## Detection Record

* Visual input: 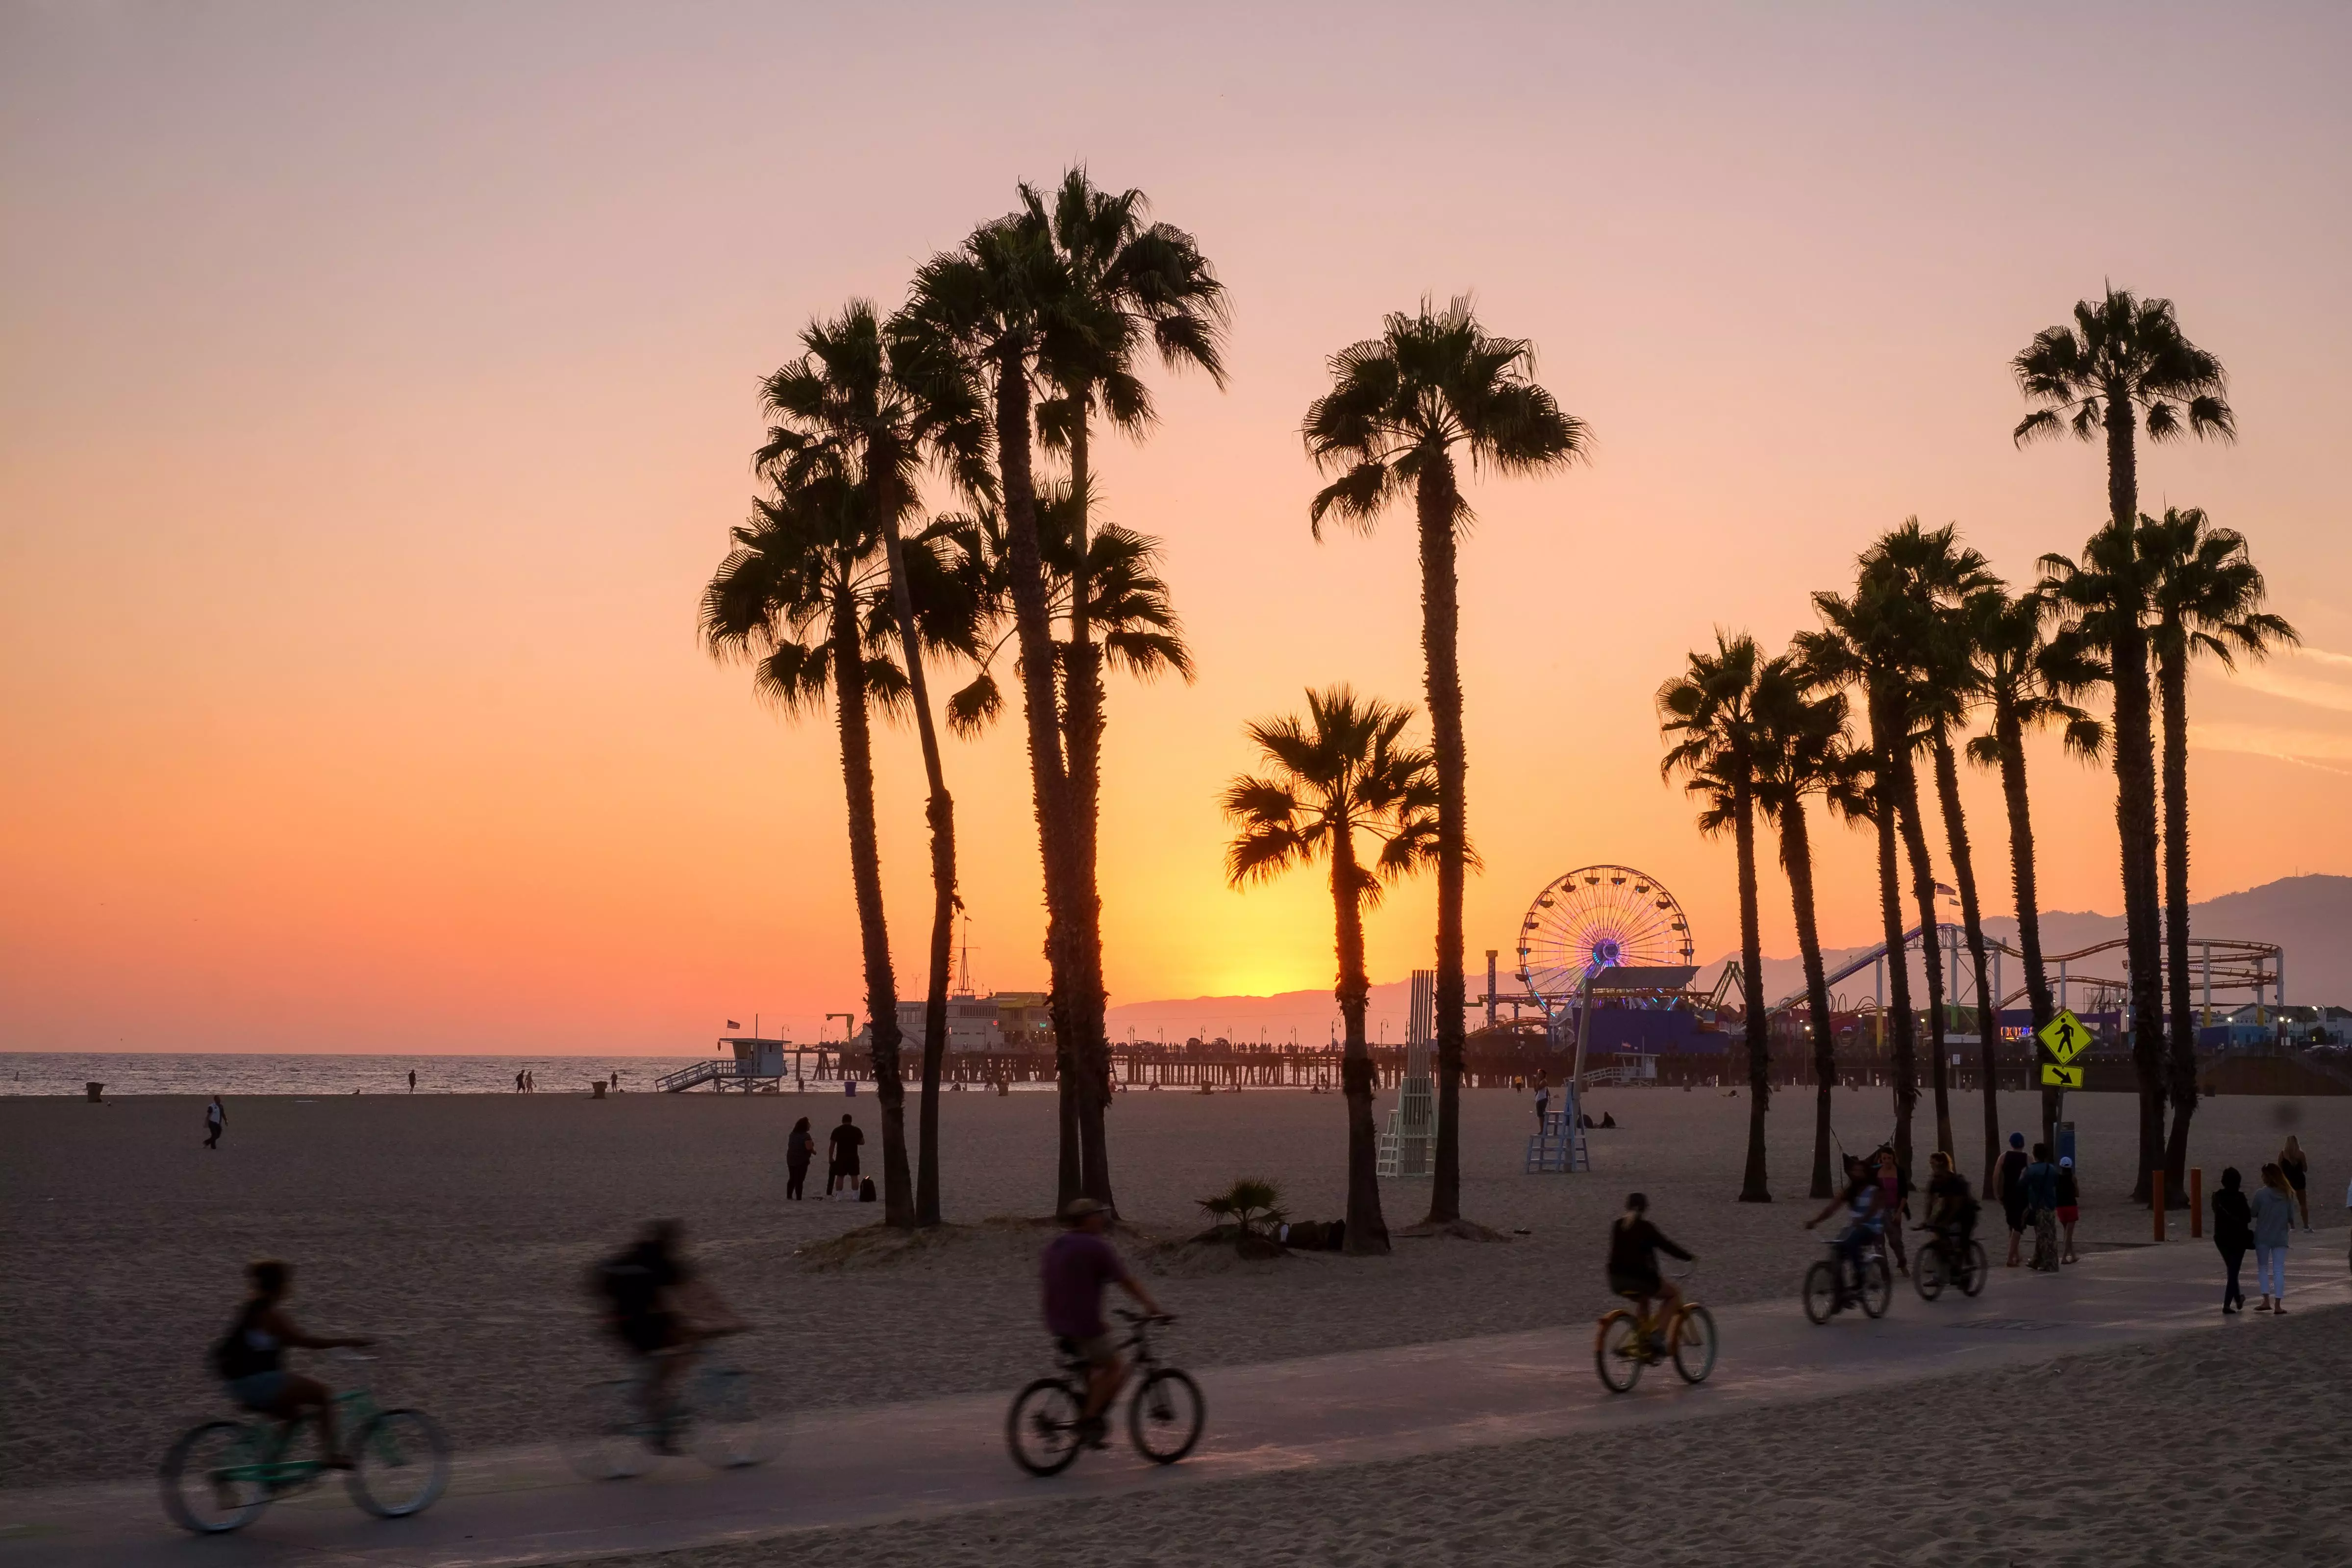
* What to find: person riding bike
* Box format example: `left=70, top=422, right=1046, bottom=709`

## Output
left=1605, top=1193, right=1695, bottom=1351
left=1805, top=1154, right=1886, bottom=1309
left=1921, top=1149, right=1978, bottom=1268
left=211, top=1260, right=373, bottom=1468
left=592, top=1220, right=746, bottom=1446
left=1041, top=1197, right=1165, bottom=1447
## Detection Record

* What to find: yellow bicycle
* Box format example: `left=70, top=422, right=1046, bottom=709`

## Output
left=1594, top=1266, right=1716, bottom=1393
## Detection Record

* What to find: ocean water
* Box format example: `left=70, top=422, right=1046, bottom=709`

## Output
left=0, top=1052, right=708, bottom=1097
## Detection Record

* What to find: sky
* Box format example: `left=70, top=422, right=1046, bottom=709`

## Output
left=4, top=2, right=2349, bottom=1054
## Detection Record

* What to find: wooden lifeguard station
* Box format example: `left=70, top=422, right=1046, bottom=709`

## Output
left=657, top=1037, right=794, bottom=1093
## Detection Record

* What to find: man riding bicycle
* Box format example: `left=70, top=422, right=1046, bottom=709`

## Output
left=1041, top=1197, right=1165, bottom=1446
left=1921, top=1150, right=1977, bottom=1259
left=593, top=1220, right=746, bottom=1445
left=1805, top=1154, right=1886, bottom=1308
left=1605, top=1193, right=1694, bottom=1349
left=212, top=1260, right=373, bottom=1468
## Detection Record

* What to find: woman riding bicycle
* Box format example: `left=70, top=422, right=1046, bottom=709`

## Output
left=1605, top=1193, right=1693, bottom=1348
left=211, top=1260, right=373, bottom=1468
left=1804, top=1154, right=1885, bottom=1303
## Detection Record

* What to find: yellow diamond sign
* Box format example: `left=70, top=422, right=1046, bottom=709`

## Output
left=2041, top=1063, right=2084, bottom=1089
left=2039, top=1008, right=2090, bottom=1064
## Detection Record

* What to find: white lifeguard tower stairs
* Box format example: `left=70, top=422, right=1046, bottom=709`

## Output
left=1524, top=964, right=1697, bottom=1173
left=656, top=1037, right=792, bottom=1093
left=1377, top=971, right=1437, bottom=1178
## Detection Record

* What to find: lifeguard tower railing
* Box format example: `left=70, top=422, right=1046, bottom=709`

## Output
left=1377, top=971, right=1438, bottom=1178
left=658, top=1038, right=793, bottom=1093
left=1526, top=964, right=1697, bottom=1173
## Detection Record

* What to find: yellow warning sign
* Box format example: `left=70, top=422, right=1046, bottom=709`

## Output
left=2041, top=1063, right=2084, bottom=1089
left=2039, top=1009, right=2090, bottom=1064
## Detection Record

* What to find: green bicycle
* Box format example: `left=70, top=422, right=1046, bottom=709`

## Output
left=159, top=1357, right=450, bottom=1534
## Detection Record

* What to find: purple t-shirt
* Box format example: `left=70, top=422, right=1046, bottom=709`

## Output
left=1041, top=1230, right=1125, bottom=1339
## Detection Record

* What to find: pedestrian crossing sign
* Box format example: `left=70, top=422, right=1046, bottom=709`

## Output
left=2040, top=1063, right=2084, bottom=1089
left=2039, top=1008, right=2090, bottom=1064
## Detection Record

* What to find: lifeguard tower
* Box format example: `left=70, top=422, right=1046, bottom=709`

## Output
left=656, top=1037, right=793, bottom=1093
left=1376, top=971, right=1437, bottom=1178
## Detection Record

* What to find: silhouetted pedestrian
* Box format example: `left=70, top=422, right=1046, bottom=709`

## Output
left=786, top=1117, right=814, bottom=1200
left=204, top=1095, right=225, bottom=1149
left=2212, top=1166, right=2252, bottom=1314
left=2252, top=1163, right=2294, bottom=1312
left=827, top=1114, right=864, bottom=1196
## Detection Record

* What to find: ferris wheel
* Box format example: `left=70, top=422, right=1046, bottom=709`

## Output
left=1517, top=864, right=1695, bottom=1013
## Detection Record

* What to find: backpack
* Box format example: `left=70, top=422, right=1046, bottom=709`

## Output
left=858, top=1176, right=876, bottom=1202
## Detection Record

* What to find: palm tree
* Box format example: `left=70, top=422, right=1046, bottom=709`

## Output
left=1797, top=579, right=1922, bottom=1176
left=1753, top=654, right=1855, bottom=1199
left=903, top=209, right=1119, bottom=1210
left=756, top=300, right=987, bottom=1227
left=2144, top=506, right=2297, bottom=1190
left=1963, top=586, right=2103, bottom=1186
left=702, top=470, right=961, bottom=1229
left=1303, top=299, right=1589, bottom=1229
left=1223, top=687, right=1442, bottom=1256
left=1660, top=632, right=1776, bottom=1203
left=2015, top=285, right=2234, bottom=1204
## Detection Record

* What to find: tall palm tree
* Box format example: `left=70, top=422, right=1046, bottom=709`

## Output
left=1753, top=655, right=1855, bottom=1199
left=756, top=300, right=988, bottom=1227
left=903, top=210, right=1120, bottom=1210
left=1963, top=586, right=2103, bottom=1186
left=702, top=470, right=962, bottom=1229
left=1798, top=579, right=1922, bottom=1176
left=1303, top=299, right=1589, bottom=1229
left=2015, top=285, right=2234, bottom=1204
left=1660, top=632, right=1776, bottom=1203
left=2145, top=506, right=2297, bottom=1190
left=1223, top=687, right=1442, bottom=1256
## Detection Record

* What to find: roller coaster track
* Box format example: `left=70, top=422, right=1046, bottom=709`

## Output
left=1765, top=925, right=2284, bottom=1016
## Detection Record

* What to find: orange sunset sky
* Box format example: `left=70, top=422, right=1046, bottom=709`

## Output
left=5, top=4, right=2349, bottom=1054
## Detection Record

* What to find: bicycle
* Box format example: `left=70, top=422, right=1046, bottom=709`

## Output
left=566, top=1347, right=780, bottom=1479
left=1912, top=1225, right=1989, bottom=1302
left=1595, top=1264, right=1717, bottom=1393
left=1006, top=1310, right=1203, bottom=1476
left=1802, top=1232, right=1893, bottom=1324
left=159, top=1352, right=449, bottom=1534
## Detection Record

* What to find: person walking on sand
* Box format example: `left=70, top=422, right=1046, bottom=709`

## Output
left=785, top=1117, right=814, bottom=1201
left=2055, top=1155, right=2081, bottom=1265
left=407, top=1070, right=416, bottom=1093
left=515, top=1070, right=526, bottom=1093
left=2212, top=1167, right=2252, bottom=1314
left=826, top=1113, right=864, bottom=1196
left=1997, top=1132, right=2030, bottom=1268
left=2278, top=1136, right=2310, bottom=1231
left=1534, top=1078, right=1551, bottom=1129
left=204, top=1095, right=225, bottom=1150
left=2251, top=1163, right=2295, bottom=1312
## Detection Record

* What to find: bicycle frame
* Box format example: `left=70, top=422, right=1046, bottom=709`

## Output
left=222, top=1388, right=385, bottom=1493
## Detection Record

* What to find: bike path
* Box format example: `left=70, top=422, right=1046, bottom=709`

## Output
left=6, top=1232, right=2343, bottom=1567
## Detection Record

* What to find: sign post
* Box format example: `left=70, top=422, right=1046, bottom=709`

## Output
left=2038, top=1009, right=2090, bottom=1162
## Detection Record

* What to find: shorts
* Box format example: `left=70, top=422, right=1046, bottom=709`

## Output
left=2056, top=1206, right=2079, bottom=1225
left=1061, top=1333, right=1117, bottom=1369
left=2004, top=1203, right=2027, bottom=1234
left=1608, top=1271, right=1661, bottom=1300
left=617, top=1311, right=682, bottom=1358
left=227, top=1371, right=288, bottom=1411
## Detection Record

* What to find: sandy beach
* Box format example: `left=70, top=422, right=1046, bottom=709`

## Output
left=4, top=1080, right=2344, bottom=1495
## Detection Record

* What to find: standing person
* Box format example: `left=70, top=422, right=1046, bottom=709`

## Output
left=2054, top=1155, right=2081, bottom=1265
left=785, top=1117, right=814, bottom=1201
left=2212, top=1166, right=2252, bottom=1314
left=826, top=1113, right=864, bottom=1196
left=1533, top=1077, right=1551, bottom=1129
left=1997, top=1132, right=2030, bottom=1267
left=515, top=1070, right=526, bottom=1094
left=2251, top=1163, right=2295, bottom=1312
left=1041, top=1198, right=1165, bottom=1448
left=407, top=1070, right=416, bottom=1093
left=204, top=1095, right=225, bottom=1150
left=2022, top=1143, right=2061, bottom=1272
left=2278, top=1136, right=2310, bottom=1231
left=1874, top=1145, right=1910, bottom=1276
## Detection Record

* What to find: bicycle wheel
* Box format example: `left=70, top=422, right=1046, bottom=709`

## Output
left=1671, top=1305, right=1718, bottom=1384
left=1960, top=1240, right=1990, bottom=1298
left=1127, top=1369, right=1204, bottom=1464
left=1594, top=1312, right=1645, bottom=1391
left=347, top=1409, right=450, bottom=1518
left=564, top=1379, right=656, bottom=1481
left=1858, top=1256, right=1893, bottom=1319
left=691, top=1368, right=782, bottom=1469
left=1914, top=1245, right=1948, bottom=1301
left=1802, top=1262, right=1838, bottom=1325
left=160, top=1420, right=270, bottom=1534
left=1006, top=1377, right=1085, bottom=1477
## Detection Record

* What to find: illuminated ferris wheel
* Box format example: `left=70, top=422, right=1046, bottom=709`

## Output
left=1517, top=864, right=1695, bottom=1014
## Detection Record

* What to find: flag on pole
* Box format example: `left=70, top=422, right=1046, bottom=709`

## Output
left=726, top=1019, right=741, bottom=1029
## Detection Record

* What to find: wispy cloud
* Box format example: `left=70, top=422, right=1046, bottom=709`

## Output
left=2188, top=719, right=2352, bottom=776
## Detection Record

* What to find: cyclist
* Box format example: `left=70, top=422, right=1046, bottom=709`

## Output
left=1921, top=1150, right=1977, bottom=1272
left=1042, top=1197, right=1165, bottom=1447
left=1805, top=1153, right=1885, bottom=1310
left=1605, top=1193, right=1694, bottom=1350
left=212, top=1260, right=373, bottom=1468
left=592, top=1220, right=746, bottom=1445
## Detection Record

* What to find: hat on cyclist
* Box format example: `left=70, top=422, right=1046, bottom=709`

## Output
left=2059, top=1155, right=2073, bottom=1169
left=1059, top=1197, right=1110, bottom=1224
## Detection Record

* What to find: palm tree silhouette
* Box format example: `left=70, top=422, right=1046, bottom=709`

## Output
left=1660, top=632, right=1777, bottom=1203
left=1303, top=298, right=1588, bottom=1229
left=702, top=470, right=967, bottom=1227
left=1223, top=687, right=1442, bottom=1255
left=2145, top=506, right=2296, bottom=1190
left=756, top=299, right=987, bottom=1227
left=2015, top=285, right=2233, bottom=1205
left=1962, top=585, right=2103, bottom=1183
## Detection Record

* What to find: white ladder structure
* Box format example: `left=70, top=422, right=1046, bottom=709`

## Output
left=1377, top=971, right=1437, bottom=1178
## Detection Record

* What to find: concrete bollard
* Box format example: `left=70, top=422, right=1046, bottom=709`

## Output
left=2190, top=1168, right=2203, bottom=1238
left=85, top=1082, right=103, bottom=1102
left=2152, top=1170, right=2166, bottom=1241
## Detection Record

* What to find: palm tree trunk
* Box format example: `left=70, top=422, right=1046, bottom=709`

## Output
left=1733, top=776, right=1772, bottom=1203
left=1893, top=739, right=1952, bottom=1161
left=1993, top=703, right=2056, bottom=1195
left=830, top=583, right=913, bottom=1227
left=1779, top=796, right=1837, bottom=1199
left=2158, top=640, right=2199, bottom=1202
left=1868, top=694, right=1919, bottom=1175
left=1063, top=410, right=1116, bottom=1212
left=1930, top=732, right=2001, bottom=1199
left=991, top=340, right=1089, bottom=1213
left=1415, top=455, right=1469, bottom=1227
left=1330, top=825, right=1391, bottom=1254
